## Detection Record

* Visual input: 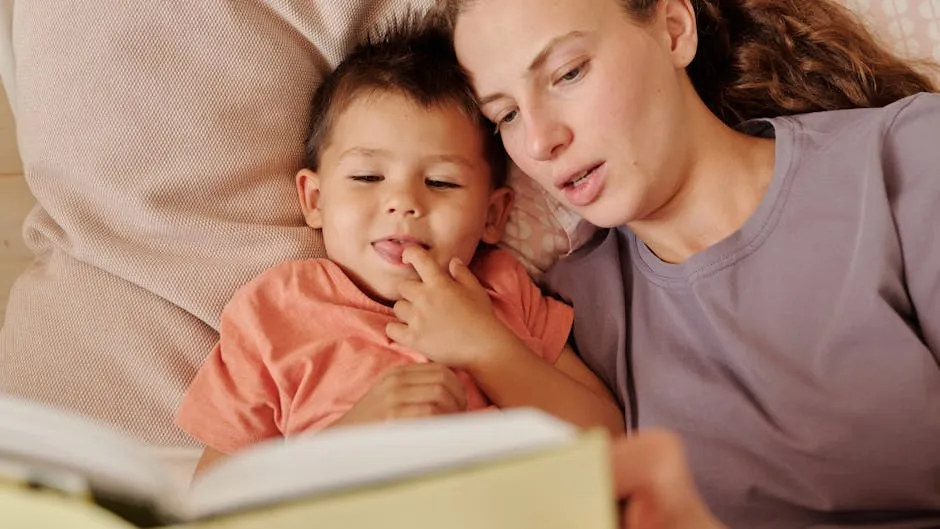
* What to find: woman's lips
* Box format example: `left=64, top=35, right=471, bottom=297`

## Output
left=562, top=163, right=605, bottom=207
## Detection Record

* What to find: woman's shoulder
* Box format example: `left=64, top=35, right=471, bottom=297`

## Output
left=542, top=228, right=633, bottom=302
left=746, top=93, right=939, bottom=179
left=876, top=92, right=940, bottom=158
left=762, top=92, right=939, bottom=139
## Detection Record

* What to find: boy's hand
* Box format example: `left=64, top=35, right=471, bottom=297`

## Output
left=386, top=246, right=516, bottom=368
left=333, top=363, right=468, bottom=427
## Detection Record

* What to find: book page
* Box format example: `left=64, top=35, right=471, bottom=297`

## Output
left=0, top=396, right=178, bottom=514
left=186, top=409, right=578, bottom=519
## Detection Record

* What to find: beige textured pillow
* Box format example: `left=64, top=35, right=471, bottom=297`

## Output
left=0, top=0, right=434, bottom=447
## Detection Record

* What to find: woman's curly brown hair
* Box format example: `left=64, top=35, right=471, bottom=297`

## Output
left=443, top=0, right=938, bottom=126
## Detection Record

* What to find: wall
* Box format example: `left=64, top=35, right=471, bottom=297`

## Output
left=0, top=85, right=32, bottom=324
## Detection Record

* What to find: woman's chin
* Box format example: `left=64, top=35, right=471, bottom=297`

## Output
left=578, top=207, right=634, bottom=230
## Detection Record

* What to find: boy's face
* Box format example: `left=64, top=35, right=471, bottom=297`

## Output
left=296, top=91, right=513, bottom=304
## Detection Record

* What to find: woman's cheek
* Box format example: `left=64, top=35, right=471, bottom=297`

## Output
left=502, top=132, right=531, bottom=171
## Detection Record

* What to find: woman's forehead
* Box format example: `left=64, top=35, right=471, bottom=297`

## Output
left=453, top=0, right=620, bottom=86
left=455, top=0, right=611, bottom=39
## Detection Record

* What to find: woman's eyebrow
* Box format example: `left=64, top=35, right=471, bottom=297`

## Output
left=527, top=31, right=586, bottom=73
left=477, top=30, right=587, bottom=107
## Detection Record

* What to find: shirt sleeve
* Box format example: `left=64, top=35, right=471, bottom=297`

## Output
left=885, top=93, right=940, bottom=359
left=480, top=249, right=574, bottom=365
left=176, top=279, right=285, bottom=454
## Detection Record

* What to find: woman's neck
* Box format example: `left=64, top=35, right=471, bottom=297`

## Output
left=628, top=93, right=776, bottom=265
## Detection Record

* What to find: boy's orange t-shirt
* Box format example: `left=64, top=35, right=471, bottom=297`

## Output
left=176, top=249, right=573, bottom=454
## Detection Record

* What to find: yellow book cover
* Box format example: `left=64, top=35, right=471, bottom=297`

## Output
left=0, top=396, right=616, bottom=529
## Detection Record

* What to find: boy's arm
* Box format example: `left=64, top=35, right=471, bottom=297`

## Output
left=387, top=247, right=624, bottom=434
left=194, top=447, right=229, bottom=479
left=466, top=336, right=625, bottom=435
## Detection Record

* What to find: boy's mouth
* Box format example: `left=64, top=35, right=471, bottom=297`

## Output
left=372, top=236, right=430, bottom=266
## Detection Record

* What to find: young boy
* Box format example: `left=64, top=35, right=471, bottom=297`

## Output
left=176, top=14, right=623, bottom=474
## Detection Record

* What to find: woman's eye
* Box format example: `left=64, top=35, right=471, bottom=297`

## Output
left=426, top=179, right=460, bottom=189
left=494, top=109, right=518, bottom=133
left=555, top=61, right=587, bottom=85
left=351, top=175, right=382, bottom=183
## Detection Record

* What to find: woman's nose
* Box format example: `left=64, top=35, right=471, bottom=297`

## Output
left=524, top=111, right=572, bottom=162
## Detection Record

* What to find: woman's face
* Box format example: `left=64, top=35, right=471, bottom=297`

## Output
left=454, top=0, right=698, bottom=228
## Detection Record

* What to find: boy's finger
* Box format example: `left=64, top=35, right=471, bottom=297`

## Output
left=432, top=365, right=469, bottom=411
left=396, top=383, right=464, bottom=413
left=394, top=403, right=457, bottom=419
left=392, top=299, right=414, bottom=323
left=385, top=321, right=412, bottom=346
left=402, top=245, right=447, bottom=284
left=448, top=257, right=481, bottom=290
left=397, top=279, right=422, bottom=302
left=395, top=364, right=468, bottom=411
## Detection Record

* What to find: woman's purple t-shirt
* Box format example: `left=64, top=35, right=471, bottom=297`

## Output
left=544, top=93, right=940, bottom=528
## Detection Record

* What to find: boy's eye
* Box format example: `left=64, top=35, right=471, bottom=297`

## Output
left=559, top=67, right=581, bottom=82
left=426, top=178, right=460, bottom=189
left=351, top=174, right=383, bottom=183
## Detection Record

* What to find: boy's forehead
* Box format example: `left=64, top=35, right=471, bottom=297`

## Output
left=324, top=90, right=488, bottom=161
left=335, top=89, right=479, bottom=128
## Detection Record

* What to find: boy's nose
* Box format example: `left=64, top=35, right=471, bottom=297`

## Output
left=384, top=189, right=422, bottom=217
left=386, top=204, right=419, bottom=216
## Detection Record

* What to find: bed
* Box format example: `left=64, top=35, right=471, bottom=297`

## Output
left=0, top=0, right=938, bottom=485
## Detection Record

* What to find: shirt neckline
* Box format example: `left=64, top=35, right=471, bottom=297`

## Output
left=632, top=117, right=799, bottom=285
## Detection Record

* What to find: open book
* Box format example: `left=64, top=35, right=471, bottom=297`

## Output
left=0, top=396, right=616, bottom=528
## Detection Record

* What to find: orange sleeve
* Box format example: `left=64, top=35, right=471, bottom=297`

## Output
left=176, top=279, right=286, bottom=455
left=480, top=250, right=574, bottom=365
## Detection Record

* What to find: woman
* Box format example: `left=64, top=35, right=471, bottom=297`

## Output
left=446, top=0, right=940, bottom=527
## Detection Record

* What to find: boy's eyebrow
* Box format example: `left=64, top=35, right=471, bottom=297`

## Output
left=477, top=30, right=587, bottom=108
left=425, top=154, right=475, bottom=169
left=338, top=148, right=474, bottom=169
left=338, top=147, right=388, bottom=160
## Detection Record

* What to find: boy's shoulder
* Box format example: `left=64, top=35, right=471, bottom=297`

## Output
left=225, top=258, right=342, bottom=310
left=471, top=247, right=539, bottom=297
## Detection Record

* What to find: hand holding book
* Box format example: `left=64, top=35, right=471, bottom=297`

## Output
left=610, top=431, right=726, bottom=529
left=0, top=395, right=724, bottom=529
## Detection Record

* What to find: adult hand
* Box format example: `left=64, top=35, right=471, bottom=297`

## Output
left=386, top=246, right=515, bottom=368
left=611, top=430, right=725, bottom=529
left=333, top=363, right=468, bottom=427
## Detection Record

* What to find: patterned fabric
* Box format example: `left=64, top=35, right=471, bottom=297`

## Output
left=500, top=162, right=583, bottom=276
left=846, top=0, right=940, bottom=68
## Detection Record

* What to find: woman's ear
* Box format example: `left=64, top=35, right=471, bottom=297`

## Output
left=295, top=168, right=324, bottom=229
left=481, top=187, right=515, bottom=245
left=660, top=0, right=698, bottom=69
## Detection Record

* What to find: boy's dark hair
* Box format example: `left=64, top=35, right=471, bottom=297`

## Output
left=304, top=11, right=507, bottom=188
